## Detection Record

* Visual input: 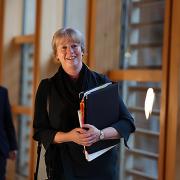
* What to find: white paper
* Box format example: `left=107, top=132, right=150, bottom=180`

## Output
left=85, top=145, right=116, bottom=161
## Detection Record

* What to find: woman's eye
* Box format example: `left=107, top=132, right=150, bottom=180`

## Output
left=72, top=44, right=78, bottom=48
left=62, top=46, right=67, bottom=50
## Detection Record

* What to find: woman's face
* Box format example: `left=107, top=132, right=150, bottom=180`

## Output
left=56, top=38, right=83, bottom=75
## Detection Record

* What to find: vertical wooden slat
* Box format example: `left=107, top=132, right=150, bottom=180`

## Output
left=29, top=0, right=42, bottom=179
left=86, top=0, right=96, bottom=69
left=158, top=0, right=172, bottom=180
left=85, top=0, right=91, bottom=64
left=0, top=0, right=4, bottom=84
left=165, top=0, right=180, bottom=179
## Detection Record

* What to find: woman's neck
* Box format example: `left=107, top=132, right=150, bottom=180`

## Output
left=63, top=63, right=82, bottom=80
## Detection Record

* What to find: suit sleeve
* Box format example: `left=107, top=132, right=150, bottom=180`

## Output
left=4, top=89, right=18, bottom=151
left=33, top=79, right=58, bottom=150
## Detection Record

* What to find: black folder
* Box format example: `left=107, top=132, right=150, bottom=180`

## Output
left=79, top=83, right=120, bottom=161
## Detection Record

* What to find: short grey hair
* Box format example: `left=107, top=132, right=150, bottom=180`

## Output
left=52, top=27, right=85, bottom=56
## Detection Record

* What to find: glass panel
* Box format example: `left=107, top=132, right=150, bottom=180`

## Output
left=17, top=114, right=32, bottom=176
left=119, top=0, right=165, bottom=178
left=125, top=156, right=158, bottom=179
left=130, top=1, right=165, bottom=24
left=17, top=44, right=34, bottom=176
left=129, top=24, right=163, bottom=44
left=121, top=0, right=165, bottom=69
left=119, top=81, right=161, bottom=180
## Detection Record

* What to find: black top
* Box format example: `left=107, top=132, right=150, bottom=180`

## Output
left=33, top=64, right=135, bottom=180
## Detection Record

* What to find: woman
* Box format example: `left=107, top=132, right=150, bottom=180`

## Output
left=33, top=28, right=135, bottom=180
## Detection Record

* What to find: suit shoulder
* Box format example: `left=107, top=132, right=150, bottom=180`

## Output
left=0, top=86, right=8, bottom=94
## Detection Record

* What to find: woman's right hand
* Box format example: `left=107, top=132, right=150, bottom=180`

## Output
left=54, top=128, right=97, bottom=146
left=68, top=128, right=96, bottom=146
left=54, top=128, right=88, bottom=145
left=68, top=128, right=88, bottom=146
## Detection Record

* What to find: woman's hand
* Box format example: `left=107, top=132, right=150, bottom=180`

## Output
left=54, top=126, right=120, bottom=145
left=69, top=125, right=100, bottom=146
left=81, top=124, right=100, bottom=146
left=68, top=128, right=88, bottom=146
left=54, top=125, right=101, bottom=146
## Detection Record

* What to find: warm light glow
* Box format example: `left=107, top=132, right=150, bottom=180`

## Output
left=144, top=88, right=155, bottom=119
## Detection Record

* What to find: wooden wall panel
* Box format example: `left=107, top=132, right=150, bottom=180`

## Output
left=158, top=0, right=172, bottom=179
left=108, top=69, right=162, bottom=82
left=3, top=0, right=23, bottom=104
left=87, top=0, right=121, bottom=74
left=165, top=0, right=180, bottom=179
left=40, top=0, right=64, bottom=79
left=86, top=0, right=96, bottom=67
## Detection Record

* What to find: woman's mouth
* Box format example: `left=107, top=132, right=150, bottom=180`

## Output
left=66, top=56, right=76, bottom=60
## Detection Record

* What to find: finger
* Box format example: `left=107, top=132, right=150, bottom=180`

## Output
left=81, top=135, right=97, bottom=144
left=76, top=128, right=87, bottom=133
left=83, top=124, right=93, bottom=129
left=83, top=140, right=94, bottom=146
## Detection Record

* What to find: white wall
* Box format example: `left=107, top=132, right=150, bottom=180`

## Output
left=64, top=0, right=87, bottom=36
left=40, top=0, right=64, bottom=79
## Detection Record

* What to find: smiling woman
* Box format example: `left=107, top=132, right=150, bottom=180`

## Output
left=33, top=27, right=135, bottom=180
left=51, top=28, right=85, bottom=78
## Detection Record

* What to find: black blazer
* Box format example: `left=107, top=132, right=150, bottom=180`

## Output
left=0, top=86, right=17, bottom=158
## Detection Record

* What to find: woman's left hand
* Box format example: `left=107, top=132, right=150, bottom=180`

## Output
left=82, top=124, right=100, bottom=146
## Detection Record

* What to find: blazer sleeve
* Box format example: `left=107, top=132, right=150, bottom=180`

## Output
left=4, top=88, right=18, bottom=151
left=111, top=96, right=135, bottom=147
left=33, top=79, right=58, bottom=150
left=100, top=74, right=136, bottom=147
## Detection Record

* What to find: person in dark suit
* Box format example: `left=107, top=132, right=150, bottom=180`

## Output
left=33, top=28, right=135, bottom=180
left=0, top=86, right=18, bottom=179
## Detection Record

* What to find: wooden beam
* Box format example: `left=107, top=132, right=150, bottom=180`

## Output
left=128, top=86, right=161, bottom=93
left=108, top=69, right=162, bottom=82
left=86, top=0, right=96, bottom=69
left=130, top=21, right=164, bottom=28
left=126, top=169, right=157, bottom=180
left=13, top=34, right=35, bottom=45
left=127, top=148, right=159, bottom=159
left=165, top=0, right=180, bottom=179
left=136, top=128, right=160, bottom=137
left=132, top=0, right=163, bottom=7
left=128, top=106, right=160, bottom=116
left=130, top=43, right=162, bottom=49
left=0, top=0, right=4, bottom=84
left=12, top=105, right=32, bottom=115
left=29, top=0, right=42, bottom=179
left=158, top=0, right=172, bottom=179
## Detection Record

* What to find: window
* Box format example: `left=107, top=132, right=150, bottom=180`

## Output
left=119, top=0, right=165, bottom=179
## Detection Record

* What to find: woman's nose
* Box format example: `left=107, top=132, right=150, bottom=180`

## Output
left=66, top=46, right=74, bottom=53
